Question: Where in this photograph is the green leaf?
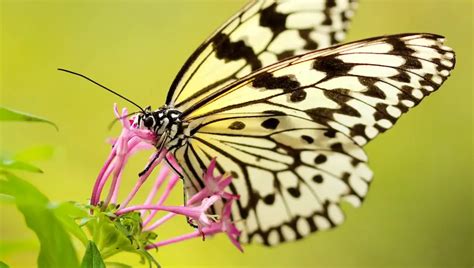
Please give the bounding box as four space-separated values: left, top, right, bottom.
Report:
51 202 89 246
0 157 43 173
13 146 54 162
0 145 55 173
0 261 10 268
81 241 105 268
0 171 79 268
83 206 160 267
0 106 58 130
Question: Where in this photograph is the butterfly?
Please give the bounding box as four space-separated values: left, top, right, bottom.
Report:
114 0 457 246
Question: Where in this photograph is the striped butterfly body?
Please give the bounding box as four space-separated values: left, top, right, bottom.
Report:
137 0 455 245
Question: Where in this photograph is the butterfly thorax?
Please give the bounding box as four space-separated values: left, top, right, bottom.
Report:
138 106 185 148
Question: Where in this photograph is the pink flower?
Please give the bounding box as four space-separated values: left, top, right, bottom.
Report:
204 197 243 252
89 104 243 257
187 158 237 205
179 195 221 227
145 197 243 252
116 195 221 229
90 104 156 207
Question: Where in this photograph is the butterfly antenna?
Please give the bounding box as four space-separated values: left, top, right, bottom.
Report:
57 68 145 113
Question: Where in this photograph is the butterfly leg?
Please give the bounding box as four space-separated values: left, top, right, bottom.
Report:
137 133 171 177
138 151 163 177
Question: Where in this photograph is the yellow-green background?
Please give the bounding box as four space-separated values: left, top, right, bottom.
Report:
1 0 472 267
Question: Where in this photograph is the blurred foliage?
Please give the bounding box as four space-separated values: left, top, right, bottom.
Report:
0 156 43 174
0 171 79 268
0 108 56 173
0 107 148 267
0 107 58 131
0 108 81 267
51 202 89 246
0 145 55 174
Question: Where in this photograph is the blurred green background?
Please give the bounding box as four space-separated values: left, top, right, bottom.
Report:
1 0 472 267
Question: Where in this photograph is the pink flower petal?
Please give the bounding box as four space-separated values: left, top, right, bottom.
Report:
92 105 245 253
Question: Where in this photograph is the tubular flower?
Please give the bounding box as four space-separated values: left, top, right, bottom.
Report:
85 104 243 266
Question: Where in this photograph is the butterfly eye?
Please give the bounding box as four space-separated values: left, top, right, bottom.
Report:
143 116 154 128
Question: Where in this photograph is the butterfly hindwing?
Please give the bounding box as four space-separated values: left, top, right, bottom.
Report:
169 33 455 245
173 114 372 245
167 0 358 111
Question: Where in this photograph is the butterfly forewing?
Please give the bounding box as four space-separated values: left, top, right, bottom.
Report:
170 33 455 245
167 0 358 111
183 34 455 146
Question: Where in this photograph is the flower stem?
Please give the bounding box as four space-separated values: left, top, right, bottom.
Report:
143 188 208 230
103 136 149 208
141 163 170 214
103 163 125 208
143 173 180 225
116 204 186 215
145 226 221 250
119 151 164 209
91 150 116 205
143 212 175 231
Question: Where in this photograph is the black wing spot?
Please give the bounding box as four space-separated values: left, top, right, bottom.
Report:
330 142 344 153
341 172 350 182
359 77 387 99
399 85 414 95
350 124 369 140
326 0 337 8
276 50 294 61
287 187 301 198
306 88 360 122
313 174 324 184
253 72 301 92
331 142 344 153
403 57 423 69
230 170 239 179
212 32 262 70
321 14 333 26
260 3 288 34
228 121 246 130
313 56 353 76
299 29 319 50
387 38 416 54
301 135 314 144
324 129 337 138
290 89 307 102
341 10 350 23
329 32 339 45
263 110 287 116
420 74 437 87
263 194 276 205
390 72 411 83
261 118 280 130
314 154 327 164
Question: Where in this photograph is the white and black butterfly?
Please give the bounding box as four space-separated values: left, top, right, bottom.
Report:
77 0 457 246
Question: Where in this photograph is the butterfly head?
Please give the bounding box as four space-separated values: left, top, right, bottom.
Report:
137 106 183 139
138 106 156 129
